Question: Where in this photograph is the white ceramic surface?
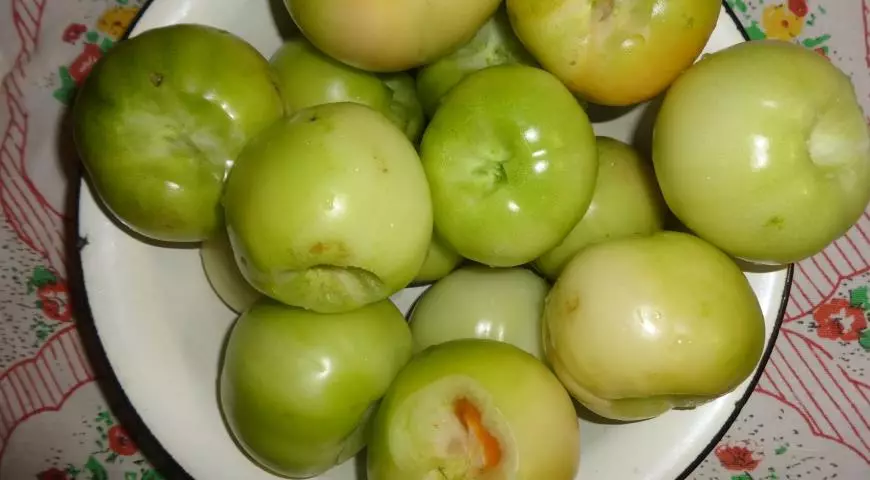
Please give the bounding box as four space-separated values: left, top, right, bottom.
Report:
77 2 792 480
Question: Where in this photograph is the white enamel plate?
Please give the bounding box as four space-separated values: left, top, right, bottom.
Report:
78 1 793 479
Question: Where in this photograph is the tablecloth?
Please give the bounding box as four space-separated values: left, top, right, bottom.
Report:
0 0 868 479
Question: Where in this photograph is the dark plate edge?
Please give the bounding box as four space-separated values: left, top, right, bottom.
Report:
677 261 794 480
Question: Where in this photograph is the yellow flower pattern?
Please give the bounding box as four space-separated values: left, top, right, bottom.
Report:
761 4 805 40
728 0 831 59
96 5 141 41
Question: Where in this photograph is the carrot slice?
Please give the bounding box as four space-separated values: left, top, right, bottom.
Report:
453 398 502 470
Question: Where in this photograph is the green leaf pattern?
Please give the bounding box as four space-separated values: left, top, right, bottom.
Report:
850 286 870 351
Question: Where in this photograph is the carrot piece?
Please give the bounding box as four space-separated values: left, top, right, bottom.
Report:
453 398 502 470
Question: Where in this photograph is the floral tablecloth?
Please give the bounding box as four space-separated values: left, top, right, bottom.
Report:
0 0 868 479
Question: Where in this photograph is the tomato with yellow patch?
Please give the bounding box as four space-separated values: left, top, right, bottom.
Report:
283 0 503 72
506 0 722 106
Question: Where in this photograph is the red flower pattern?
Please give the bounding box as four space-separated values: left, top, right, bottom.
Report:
788 0 809 17
27 266 73 322
37 281 72 322
68 43 103 86
36 467 69 480
107 425 138 456
814 299 868 342
61 23 88 44
715 443 763 471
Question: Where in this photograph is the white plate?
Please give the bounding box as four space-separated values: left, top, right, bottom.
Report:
78 2 793 480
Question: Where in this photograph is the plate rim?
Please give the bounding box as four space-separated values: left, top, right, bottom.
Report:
73 1 796 479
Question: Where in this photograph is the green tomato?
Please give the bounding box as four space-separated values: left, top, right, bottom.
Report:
201 225 261 313
653 40 870 265
420 65 598 267
270 37 424 142
409 266 549 360
367 339 579 480
412 235 464 285
73 24 283 242
222 102 433 313
219 298 412 478
416 5 537 118
284 0 502 72
543 231 765 421
534 136 666 280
